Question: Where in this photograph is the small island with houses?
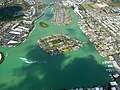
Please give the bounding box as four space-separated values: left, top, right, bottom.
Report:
37 34 83 55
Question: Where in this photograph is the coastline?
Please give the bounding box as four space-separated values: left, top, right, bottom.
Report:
0 7 45 47
0 52 4 64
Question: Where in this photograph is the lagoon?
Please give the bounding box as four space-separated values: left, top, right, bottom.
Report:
0 0 112 90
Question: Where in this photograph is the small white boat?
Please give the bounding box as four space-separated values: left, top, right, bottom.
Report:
108 65 113 68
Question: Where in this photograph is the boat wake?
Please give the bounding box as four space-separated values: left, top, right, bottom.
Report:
50 8 53 13
5 51 8 57
20 57 47 64
38 61 47 64
20 57 37 64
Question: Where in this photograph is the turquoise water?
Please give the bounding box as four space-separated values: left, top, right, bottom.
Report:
0 1 112 90
42 0 54 4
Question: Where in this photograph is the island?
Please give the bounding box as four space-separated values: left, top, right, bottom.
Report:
0 52 4 64
38 34 83 55
39 22 49 28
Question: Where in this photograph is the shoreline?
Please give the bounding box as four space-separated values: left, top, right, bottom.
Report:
0 52 5 64
0 6 46 47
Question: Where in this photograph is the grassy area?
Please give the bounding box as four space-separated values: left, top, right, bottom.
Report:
39 22 49 28
90 0 97 3
81 4 93 10
51 39 63 44
62 47 71 52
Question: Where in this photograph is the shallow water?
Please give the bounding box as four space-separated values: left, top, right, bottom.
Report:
0 0 112 90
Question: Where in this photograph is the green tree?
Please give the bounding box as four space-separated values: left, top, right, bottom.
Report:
91 0 97 3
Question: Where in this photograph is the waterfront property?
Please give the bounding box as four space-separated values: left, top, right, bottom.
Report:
75 1 120 73
38 34 83 55
0 1 44 47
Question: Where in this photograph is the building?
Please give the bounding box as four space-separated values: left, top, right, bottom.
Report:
0 0 23 7
52 0 72 25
